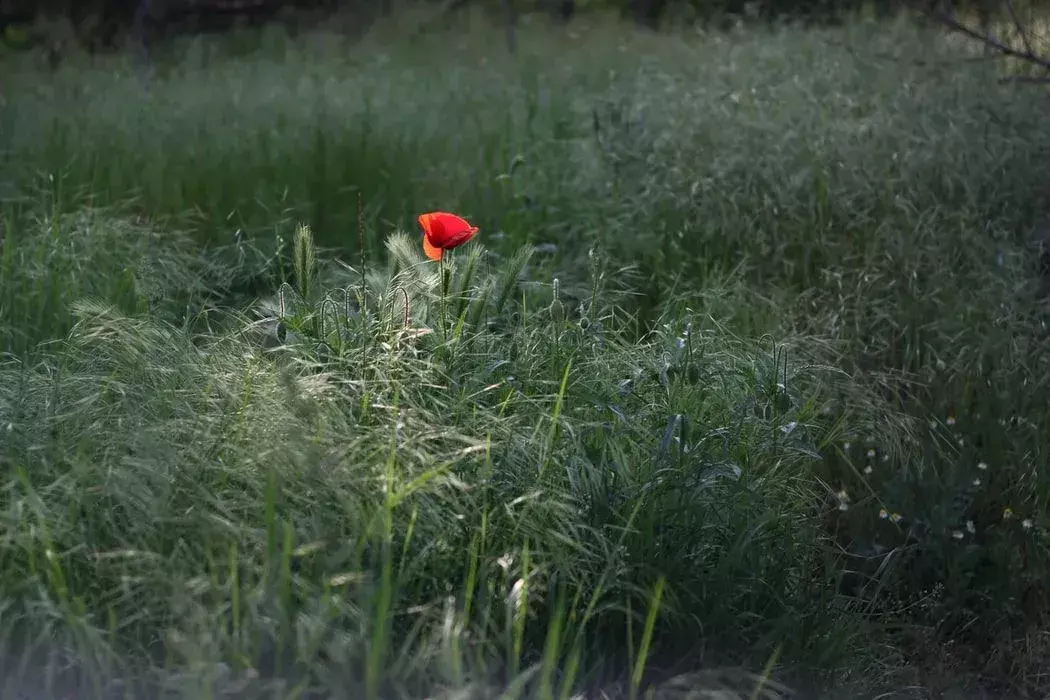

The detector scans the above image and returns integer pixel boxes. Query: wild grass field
[1,6,1049,698]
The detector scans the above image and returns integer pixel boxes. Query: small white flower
[952,530,964,540]
[781,421,798,435]
[966,520,976,534]
[879,508,889,520]
[866,448,876,459]
[890,513,903,524]
[946,416,956,426]
[1003,507,1014,520]
[864,465,873,475]
[977,462,988,471]
[972,478,981,487]
[1022,519,1033,530]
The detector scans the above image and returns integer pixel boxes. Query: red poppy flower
[417,212,479,262]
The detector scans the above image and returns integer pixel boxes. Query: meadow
[1,7,1050,698]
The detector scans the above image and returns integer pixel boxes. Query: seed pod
[549,277,565,324]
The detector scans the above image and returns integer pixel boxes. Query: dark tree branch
[1003,0,1034,58]
[908,0,1050,73]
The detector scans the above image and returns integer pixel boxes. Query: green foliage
[0,216,858,697]
[0,203,269,357]
[1,9,1049,698]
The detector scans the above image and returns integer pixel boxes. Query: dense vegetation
[1,7,1049,698]
[1,0,1037,47]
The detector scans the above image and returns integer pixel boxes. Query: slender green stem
[440,252,449,344]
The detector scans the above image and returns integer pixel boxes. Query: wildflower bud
[549,278,565,323]
[549,298,566,324]
[687,362,700,384]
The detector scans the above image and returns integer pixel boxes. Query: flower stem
[440,252,448,344]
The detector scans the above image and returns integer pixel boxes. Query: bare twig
[1003,0,1034,58]
[908,0,1050,73]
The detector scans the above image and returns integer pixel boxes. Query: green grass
[1,7,1050,698]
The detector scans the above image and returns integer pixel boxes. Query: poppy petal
[417,211,478,259]
[442,226,479,249]
[427,213,472,246]
[417,213,444,242]
[422,233,444,261]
